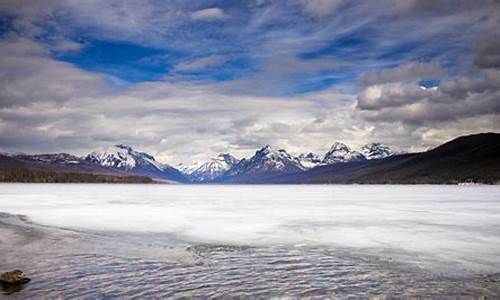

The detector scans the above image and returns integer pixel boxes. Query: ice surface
[0,184,499,273]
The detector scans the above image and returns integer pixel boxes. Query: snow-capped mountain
[297,152,322,169]
[361,143,394,160]
[223,145,305,181]
[184,153,239,182]
[322,142,365,164]
[10,141,395,183]
[85,144,187,182]
[11,153,83,165]
[176,162,200,175]
[5,152,145,178]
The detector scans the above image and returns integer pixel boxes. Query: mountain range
[0,152,153,183]
[84,144,187,183]
[179,153,239,182]
[1,133,499,184]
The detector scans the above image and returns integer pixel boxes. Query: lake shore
[1,211,500,298]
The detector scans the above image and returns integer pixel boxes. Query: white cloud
[190,8,227,21]
[174,55,227,72]
[0,37,352,163]
[1,36,499,165]
[51,39,84,52]
[0,37,107,108]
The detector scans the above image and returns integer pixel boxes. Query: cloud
[0,37,349,163]
[1,0,500,164]
[190,8,227,21]
[218,55,340,96]
[474,33,500,69]
[174,55,227,72]
[50,39,84,52]
[0,37,107,108]
[356,83,426,110]
[1,35,498,164]
[360,62,442,86]
[392,0,499,14]
[299,0,342,17]
[356,69,500,124]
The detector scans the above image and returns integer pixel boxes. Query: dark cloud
[394,0,500,14]
[357,83,427,111]
[474,33,500,69]
[356,70,500,124]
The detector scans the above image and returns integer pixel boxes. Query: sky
[0,0,499,165]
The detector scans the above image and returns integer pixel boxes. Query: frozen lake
[1,184,500,297]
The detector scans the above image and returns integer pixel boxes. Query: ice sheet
[0,184,499,272]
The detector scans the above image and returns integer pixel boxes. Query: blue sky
[4,0,469,91]
[0,0,499,163]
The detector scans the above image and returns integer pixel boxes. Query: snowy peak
[321,141,394,164]
[297,152,322,169]
[186,153,239,182]
[322,142,365,164]
[112,144,157,162]
[216,153,239,166]
[11,153,83,165]
[115,144,131,150]
[85,144,167,171]
[85,145,186,182]
[361,143,394,160]
[326,142,350,154]
[226,145,305,178]
[86,145,139,170]
[255,145,284,158]
[252,145,299,167]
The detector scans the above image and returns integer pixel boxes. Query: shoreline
[1,211,500,297]
[2,181,500,185]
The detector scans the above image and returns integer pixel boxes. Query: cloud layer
[0,0,499,164]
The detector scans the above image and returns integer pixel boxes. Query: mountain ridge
[84,144,187,183]
[183,153,239,182]
[216,145,305,183]
[1,133,498,184]
[265,133,500,184]
[0,153,153,183]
